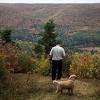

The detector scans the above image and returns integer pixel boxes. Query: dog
[53,74,77,95]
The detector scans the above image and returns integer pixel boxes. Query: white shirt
[49,45,65,60]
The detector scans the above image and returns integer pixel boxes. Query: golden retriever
[53,74,77,95]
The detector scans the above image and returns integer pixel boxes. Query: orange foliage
[70,52,100,79]
[0,42,19,72]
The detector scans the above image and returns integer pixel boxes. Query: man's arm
[62,48,66,58]
[49,48,53,60]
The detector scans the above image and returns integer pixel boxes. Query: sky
[0,0,100,3]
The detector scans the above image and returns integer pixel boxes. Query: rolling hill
[0,4,100,49]
[0,4,100,32]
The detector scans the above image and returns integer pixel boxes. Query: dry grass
[0,73,100,100]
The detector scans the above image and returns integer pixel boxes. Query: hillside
[0,4,100,33]
[0,4,100,49]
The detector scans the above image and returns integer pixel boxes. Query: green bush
[34,55,50,76]
[16,53,35,73]
[0,29,12,43]
[34,44,45,57]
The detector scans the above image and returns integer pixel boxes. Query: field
[0,73,100,100]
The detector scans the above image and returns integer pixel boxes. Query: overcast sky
[0,0,100,3]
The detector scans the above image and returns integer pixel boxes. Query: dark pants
[52,60,62,80]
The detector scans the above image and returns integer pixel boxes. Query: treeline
[67,31,100,47]
[9,27,100,50]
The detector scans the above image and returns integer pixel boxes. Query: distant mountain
[0,4,100,34]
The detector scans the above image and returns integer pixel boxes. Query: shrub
[70,52,100,79]
[34,44,45,57]
[62,58,72,77]
[0,29,12,43]
[16,53,35,73]
[34,55,50,76]
[0,53,8,80]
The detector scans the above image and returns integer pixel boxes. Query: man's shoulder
[53,46,57,48]
[59,46,64,49]
[52,46,55,49]
[52,45,64,50]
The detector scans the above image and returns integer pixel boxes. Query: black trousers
[52,60,62,80]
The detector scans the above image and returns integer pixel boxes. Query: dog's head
[53,80,59,86]
[68,74,77,81]
[53,80,60,84]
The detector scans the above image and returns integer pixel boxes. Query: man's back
[50,45,65,60]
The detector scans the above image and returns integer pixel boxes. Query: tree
[38,19,57,54]
[34,44,45,57]
[0,29,12,43]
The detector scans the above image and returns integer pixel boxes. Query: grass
[0,73,100,100]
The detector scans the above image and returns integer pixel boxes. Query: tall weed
[70,52,100,79]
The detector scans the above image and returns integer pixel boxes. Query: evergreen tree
[38,19,57,54]
[0,29,12,43]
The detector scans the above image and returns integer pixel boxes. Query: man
[49,42,66,80]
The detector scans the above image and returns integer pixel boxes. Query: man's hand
[49,55,52,61]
